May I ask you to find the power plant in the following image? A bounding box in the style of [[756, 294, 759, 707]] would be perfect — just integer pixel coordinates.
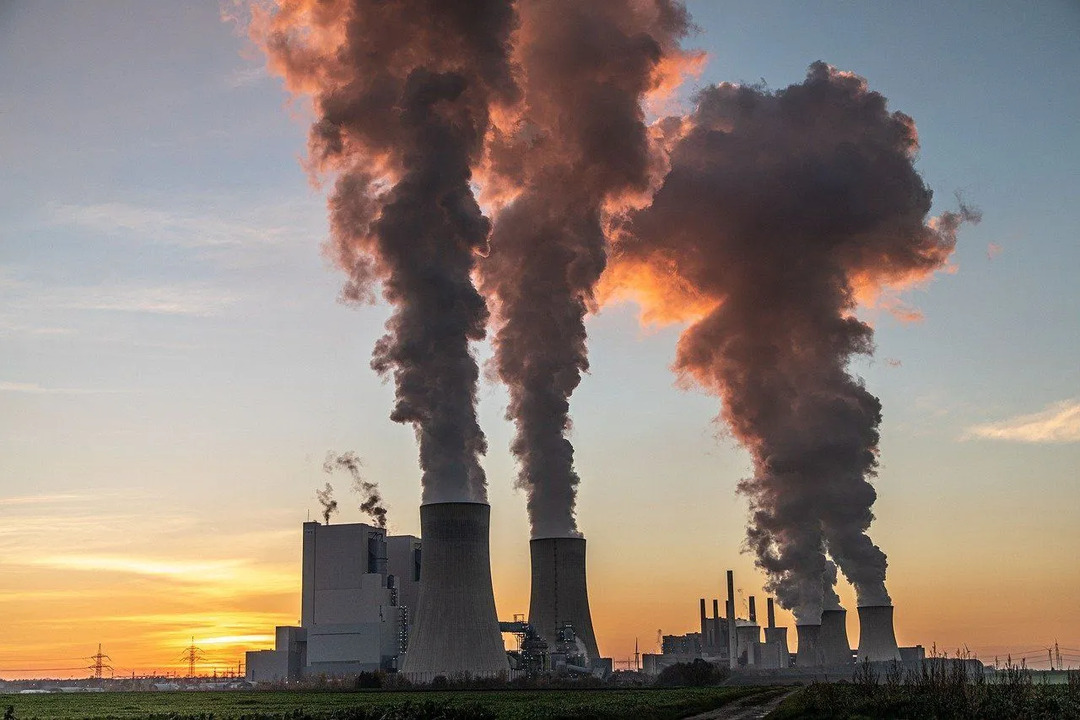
[[241, 505, 918, 683], [245, 508, 610, 682], [641, 569, 923, 678]]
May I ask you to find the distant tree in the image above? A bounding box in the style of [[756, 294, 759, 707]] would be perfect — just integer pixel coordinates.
[[655, 659, 728, 687]]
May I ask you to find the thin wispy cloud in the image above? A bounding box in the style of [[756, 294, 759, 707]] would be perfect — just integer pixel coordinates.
[[225, 65, 269, 88], [50, 200, 319, 250], [0, 493, 88, 506], [965, 399, 1080, 444], [0, 381, 119, 395]]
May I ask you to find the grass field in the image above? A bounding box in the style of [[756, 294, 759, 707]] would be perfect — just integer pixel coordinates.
[[0, 686, 773, 720]]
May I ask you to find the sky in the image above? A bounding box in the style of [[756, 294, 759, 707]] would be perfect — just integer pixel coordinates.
[[1, 1, 1079, 679]]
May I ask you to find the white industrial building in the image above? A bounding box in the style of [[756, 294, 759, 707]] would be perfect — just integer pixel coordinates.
[[246, 521, 420, 682]]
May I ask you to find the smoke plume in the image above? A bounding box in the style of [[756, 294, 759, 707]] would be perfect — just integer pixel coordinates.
[[315, 482, 338, 525], [324, 450, 388, 529], [258, 0, 518, 504], [480, 0, 697, 538], [610, 63, 978, 620]]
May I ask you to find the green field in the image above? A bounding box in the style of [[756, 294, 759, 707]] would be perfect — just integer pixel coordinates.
[[0, 686, 776, 720]]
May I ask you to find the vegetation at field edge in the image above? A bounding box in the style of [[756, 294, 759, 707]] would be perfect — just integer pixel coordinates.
[[0, 686, 774, 720]]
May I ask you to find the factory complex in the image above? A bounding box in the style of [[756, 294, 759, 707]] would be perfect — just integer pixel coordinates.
[[245, 503, 925, 684]]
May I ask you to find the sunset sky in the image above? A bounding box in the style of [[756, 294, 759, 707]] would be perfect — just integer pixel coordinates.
[[1, 1, 1079, 679]]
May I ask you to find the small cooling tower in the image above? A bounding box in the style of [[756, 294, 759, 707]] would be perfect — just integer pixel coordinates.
[[856, 605, 901, 663], [528, 537, 600, 661], [795, 624, 823, 667], [819, 609, 853, 665], [399, 502, 508, 678]]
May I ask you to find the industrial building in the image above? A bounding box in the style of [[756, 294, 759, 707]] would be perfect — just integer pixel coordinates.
[[246, 521, 420, 682], [642, 569, 916, 676]]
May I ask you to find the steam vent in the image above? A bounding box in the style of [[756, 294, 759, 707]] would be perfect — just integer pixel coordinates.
[[400, 502, 508, 678], [857, 605, 902, 663], [819, 609, 854, 665], [795, 624, 823, 667], [528, 537, 600, 661]]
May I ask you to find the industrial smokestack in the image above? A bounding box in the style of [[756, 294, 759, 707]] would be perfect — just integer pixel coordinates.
[[856, 605, 901, 663], [699, 598, 708, 643], [767, 597, 776, 629], [712, 598, 721, 651], [528, 537, 600, 661], [401, 503, 508, 678], [749, 596, 757, 624], [726, 571, 737, 669], [795, 624, 823, 667], [819, 609, 853, 665]]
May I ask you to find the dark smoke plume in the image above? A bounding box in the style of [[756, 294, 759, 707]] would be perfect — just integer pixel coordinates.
[[324, 450, 388, 529], [480, 0, 698, 538], [258, 0, 518, 504], [315, 482, 338, 525], [611, 63, 978, 621]]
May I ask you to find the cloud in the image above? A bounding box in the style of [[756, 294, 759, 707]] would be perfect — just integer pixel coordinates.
[[0, 381, 116, 395], [50, 200, 319, 250], [0, 493, 88, 506], [2, 278, 239, 317], [965, 399, 1080, 444], [987, 243, 1003, 260]]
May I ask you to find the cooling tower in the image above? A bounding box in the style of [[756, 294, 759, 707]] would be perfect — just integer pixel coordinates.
[[795, 624, 823, 667], [819, 609, 853, 665], [528, 537, 600, 661], [856, 605, 901, 663], [764, 626, 790, 668], [400, 502, 509, 678]]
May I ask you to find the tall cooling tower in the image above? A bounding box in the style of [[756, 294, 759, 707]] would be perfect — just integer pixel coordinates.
[[819, 609, 853, 665], [764, 627, 790, 668], [400, 502, 508, 678], [528, 537, 600, 661], [795, 624, 823, 667], [856, 605, 901, 663]]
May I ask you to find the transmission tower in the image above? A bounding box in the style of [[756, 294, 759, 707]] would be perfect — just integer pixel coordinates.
[[180, 637, 205, 678], [86, 643, 113, 679]]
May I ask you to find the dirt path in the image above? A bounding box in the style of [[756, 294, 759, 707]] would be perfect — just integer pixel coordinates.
[[682, 688, 796, 720]]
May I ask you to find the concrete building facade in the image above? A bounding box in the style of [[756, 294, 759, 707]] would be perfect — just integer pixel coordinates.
[[246, 521, 420, 683]]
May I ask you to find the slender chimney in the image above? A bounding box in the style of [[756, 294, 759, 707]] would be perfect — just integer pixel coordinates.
[[699, 598, 708, 644], [767, 597, 776, 629], [856, 605, 901, 663], [400, 502, 508, 678], [726, 570, 736, 669], [749, 596, 757, 624], [712, 598, 720, 651]]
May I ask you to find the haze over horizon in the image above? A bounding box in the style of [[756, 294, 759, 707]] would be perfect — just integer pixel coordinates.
[[1, 1, 1078, 679]]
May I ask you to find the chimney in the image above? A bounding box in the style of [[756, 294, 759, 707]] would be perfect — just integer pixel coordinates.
[[528, 537, 600, 662], [712, 598, 720, 651], [856, 605, 901, 663], [767, 597, 776, 629], [726, 570, 736, 669], [796, 624, 823, 667], [699, 598, 708, 644], [400, 503, 508, 678], [819, 609, 853, 665], [748, 596, 757, 624]]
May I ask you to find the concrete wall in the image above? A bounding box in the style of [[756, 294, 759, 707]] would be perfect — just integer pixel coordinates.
[[246, 650, 292, 683]]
